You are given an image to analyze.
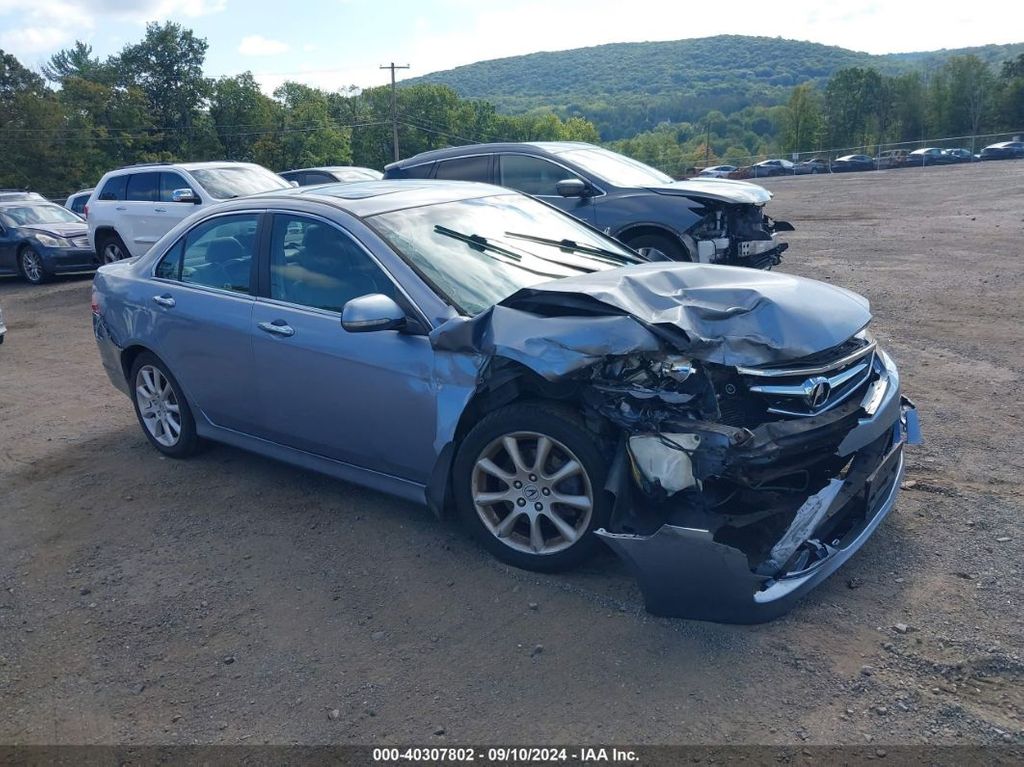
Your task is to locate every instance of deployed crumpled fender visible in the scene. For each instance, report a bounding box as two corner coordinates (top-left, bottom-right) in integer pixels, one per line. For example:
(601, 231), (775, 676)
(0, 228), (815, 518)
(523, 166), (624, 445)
(430, 262), (871, 372)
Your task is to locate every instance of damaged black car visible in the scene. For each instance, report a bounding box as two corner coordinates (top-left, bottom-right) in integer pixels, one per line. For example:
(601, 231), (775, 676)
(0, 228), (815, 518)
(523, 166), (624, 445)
(92, 180), (919, 623)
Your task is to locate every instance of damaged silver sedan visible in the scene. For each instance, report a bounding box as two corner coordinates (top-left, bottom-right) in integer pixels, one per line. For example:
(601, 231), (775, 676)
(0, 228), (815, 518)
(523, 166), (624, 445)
(91, 180), (920, 623)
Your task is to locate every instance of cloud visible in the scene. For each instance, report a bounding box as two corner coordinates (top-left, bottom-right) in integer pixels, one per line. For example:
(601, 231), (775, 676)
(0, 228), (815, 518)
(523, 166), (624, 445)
(0, 0), (227, 60)
(239, 34), (289, 56)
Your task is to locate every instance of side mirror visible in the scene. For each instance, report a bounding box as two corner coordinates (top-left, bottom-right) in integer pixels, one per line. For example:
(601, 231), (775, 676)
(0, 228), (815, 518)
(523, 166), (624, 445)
(288, 180), (300, 188)
(556, 178), (589, 198)
(341, 293), (406, 333)
(171, 188), (200, 204)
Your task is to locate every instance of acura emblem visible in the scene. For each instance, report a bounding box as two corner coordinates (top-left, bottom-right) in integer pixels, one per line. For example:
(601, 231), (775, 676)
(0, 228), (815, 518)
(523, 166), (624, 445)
(803, 376), (832, 409)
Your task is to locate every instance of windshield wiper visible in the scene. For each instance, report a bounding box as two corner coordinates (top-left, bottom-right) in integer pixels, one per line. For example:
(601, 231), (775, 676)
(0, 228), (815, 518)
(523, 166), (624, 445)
(433, 225), (563, 279)
(503, 232), (639, 265)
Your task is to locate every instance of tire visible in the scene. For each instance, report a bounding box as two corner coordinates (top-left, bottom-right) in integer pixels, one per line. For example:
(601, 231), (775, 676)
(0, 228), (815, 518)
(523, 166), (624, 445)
(624, 232), (688, 262)
(129, 352), (201, 458)
(98, 232), (129, 264)
(453, 403), (611, 572)
(18, 247), (51, 284)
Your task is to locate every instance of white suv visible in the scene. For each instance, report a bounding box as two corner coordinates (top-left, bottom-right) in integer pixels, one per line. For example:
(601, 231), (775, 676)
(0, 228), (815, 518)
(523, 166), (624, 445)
(87, 162), (291, 262)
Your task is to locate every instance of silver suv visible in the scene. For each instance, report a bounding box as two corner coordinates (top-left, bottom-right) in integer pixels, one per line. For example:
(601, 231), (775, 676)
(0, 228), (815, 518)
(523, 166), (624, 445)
(87, 162), (290, 262)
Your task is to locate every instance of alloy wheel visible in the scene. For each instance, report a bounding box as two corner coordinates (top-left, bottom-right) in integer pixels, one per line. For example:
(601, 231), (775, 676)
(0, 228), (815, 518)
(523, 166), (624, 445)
(20, 250), (44, 283)
(102, 240), (125, 263)
(135, 365), (182, 447)
(471, 431), (594, 555)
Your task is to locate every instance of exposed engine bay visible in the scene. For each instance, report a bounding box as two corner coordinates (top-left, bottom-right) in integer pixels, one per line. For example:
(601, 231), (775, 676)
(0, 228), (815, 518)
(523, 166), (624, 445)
(685, 201), (792, 270)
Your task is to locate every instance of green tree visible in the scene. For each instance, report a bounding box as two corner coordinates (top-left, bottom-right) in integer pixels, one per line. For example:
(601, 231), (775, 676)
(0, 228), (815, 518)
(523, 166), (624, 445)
(779, 83), (822, 153)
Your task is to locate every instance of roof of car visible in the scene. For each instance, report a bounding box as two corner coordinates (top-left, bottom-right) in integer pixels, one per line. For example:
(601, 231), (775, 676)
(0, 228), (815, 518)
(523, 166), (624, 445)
(106, 161), (268, 174)
(284, 166), (380, 174)
(250, 179), (510, 218)
(385, 141), (595, 169)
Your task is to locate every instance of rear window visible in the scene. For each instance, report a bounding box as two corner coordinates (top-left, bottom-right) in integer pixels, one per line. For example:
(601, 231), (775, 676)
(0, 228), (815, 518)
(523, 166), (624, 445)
(126, 172), (160, 202)
(435, 156), (491, 182)
(98, 175), (128, 201)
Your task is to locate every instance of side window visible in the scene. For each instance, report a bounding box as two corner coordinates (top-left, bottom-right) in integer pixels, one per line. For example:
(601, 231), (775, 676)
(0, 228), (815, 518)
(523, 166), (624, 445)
(70, 195), (87, 214)
(98, 175), (127, 201)
(160, 172), (193, 202)
(434, 155), (490, 182)
(498, 155), (576, 196)
(268, 214), (396, 313)
(178, 214), (259, 293)
(155, 239), (184, 280)
(126, 172), (160, 202)
(306, 172), (333, 184)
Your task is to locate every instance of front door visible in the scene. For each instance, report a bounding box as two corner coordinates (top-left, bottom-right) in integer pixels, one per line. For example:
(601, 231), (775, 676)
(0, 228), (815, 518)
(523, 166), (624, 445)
(497, 154), (596, 225)
(250, 212), (436, 483)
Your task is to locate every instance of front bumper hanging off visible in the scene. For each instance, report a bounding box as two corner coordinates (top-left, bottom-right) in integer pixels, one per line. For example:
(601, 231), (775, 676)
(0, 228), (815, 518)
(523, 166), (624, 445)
(596, 352), (921, 624)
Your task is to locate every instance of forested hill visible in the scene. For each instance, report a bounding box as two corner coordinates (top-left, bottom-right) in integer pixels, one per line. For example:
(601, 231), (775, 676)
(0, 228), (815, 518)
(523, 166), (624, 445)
(405, 35), (1024, 139)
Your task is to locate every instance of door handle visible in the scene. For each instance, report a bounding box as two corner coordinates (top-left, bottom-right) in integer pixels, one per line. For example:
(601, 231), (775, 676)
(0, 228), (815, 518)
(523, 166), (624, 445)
(154, 207), (167, 213)
(258, 320), (295, 337)
(152, 294), (175, 308)
(115, 206), (127, 211)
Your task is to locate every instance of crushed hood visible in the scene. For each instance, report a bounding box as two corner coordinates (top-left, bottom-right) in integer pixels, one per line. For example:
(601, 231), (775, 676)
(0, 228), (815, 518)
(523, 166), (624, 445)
(22, 222), (87, 239)
(646, 178), (773, 205)
(430, 263), (871, 378)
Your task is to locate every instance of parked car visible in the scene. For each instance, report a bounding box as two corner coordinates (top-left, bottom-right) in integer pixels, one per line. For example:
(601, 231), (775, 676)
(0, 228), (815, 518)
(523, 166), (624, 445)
(385, 142), (792, 270)
(0, 200), (97, 284)
(941, 148), (976, 163)
(905, 148), (956, 167)
(697, 165), (737, 178)
(874, 149), (908, 169)
(0, 190), (46, 202)
(750, 159), (795, 177)
(87, 161), (292, 263)
(91, 179), (918, 622)
(831, 155), (876, 173)
(279, 166), (383, 186)
(979, 141), (1024, 160)
(0, 301), (6, 344)
(65, 188), (94, 217)
(794, 157), (830, 175)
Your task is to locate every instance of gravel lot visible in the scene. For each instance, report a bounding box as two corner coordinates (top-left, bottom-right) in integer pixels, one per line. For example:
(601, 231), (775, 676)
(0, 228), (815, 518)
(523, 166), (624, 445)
(1, 162), (1022, 746)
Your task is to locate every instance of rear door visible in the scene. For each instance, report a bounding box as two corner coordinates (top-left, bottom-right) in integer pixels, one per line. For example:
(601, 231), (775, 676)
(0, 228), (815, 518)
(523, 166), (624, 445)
(148, 211), (262, 433)
(496, 153), (596, 225)
(250, 211), (436, 482)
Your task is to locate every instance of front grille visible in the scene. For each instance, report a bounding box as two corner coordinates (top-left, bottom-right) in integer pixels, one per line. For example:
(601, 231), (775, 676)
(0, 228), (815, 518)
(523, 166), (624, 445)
(735, 340), (877, 418)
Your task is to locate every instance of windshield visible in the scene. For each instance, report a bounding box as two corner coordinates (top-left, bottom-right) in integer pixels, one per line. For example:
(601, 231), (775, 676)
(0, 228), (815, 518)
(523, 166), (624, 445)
(0, 202), (83, 227)
(367, 193), (639, 316)
(556, 146), (673, 186)
(190, 165), (291, 199)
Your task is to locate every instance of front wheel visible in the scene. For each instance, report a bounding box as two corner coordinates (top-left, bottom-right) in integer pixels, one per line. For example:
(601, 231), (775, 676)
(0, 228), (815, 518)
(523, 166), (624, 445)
(453, 403), (611, 572)
(18, 247), (51, 284)
(130, 352), (200, 458)
(98, 233), (129, 264)
(624, 233), (687, 262)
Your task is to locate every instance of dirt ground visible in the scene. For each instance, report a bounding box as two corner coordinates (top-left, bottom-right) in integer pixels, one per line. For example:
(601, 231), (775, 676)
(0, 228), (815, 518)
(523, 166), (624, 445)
(1, 162), (1022, 747)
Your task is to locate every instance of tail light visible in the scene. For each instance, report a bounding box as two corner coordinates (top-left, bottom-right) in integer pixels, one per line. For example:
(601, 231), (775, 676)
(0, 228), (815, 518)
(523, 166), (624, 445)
(91, 289), (101, 316)
(83, 204), (89, 219)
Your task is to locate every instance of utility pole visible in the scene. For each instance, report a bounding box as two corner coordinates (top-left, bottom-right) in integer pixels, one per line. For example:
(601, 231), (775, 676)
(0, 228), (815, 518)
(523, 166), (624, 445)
(380, 62), (410, 162)
(705, 121), (711, 168)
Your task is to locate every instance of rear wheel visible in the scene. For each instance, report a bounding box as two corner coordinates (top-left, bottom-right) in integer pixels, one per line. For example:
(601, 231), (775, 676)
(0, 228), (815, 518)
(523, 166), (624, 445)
(624, 232), (687, 262)
(98, 232), (128, 264)
(129, 352), (200, 458)
(453, 403), (611, 572)
(18, 247), (50, 284)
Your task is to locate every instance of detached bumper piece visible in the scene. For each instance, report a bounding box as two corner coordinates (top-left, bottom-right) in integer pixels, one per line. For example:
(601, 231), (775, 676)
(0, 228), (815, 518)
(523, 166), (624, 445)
(597, 357), (920, 623)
